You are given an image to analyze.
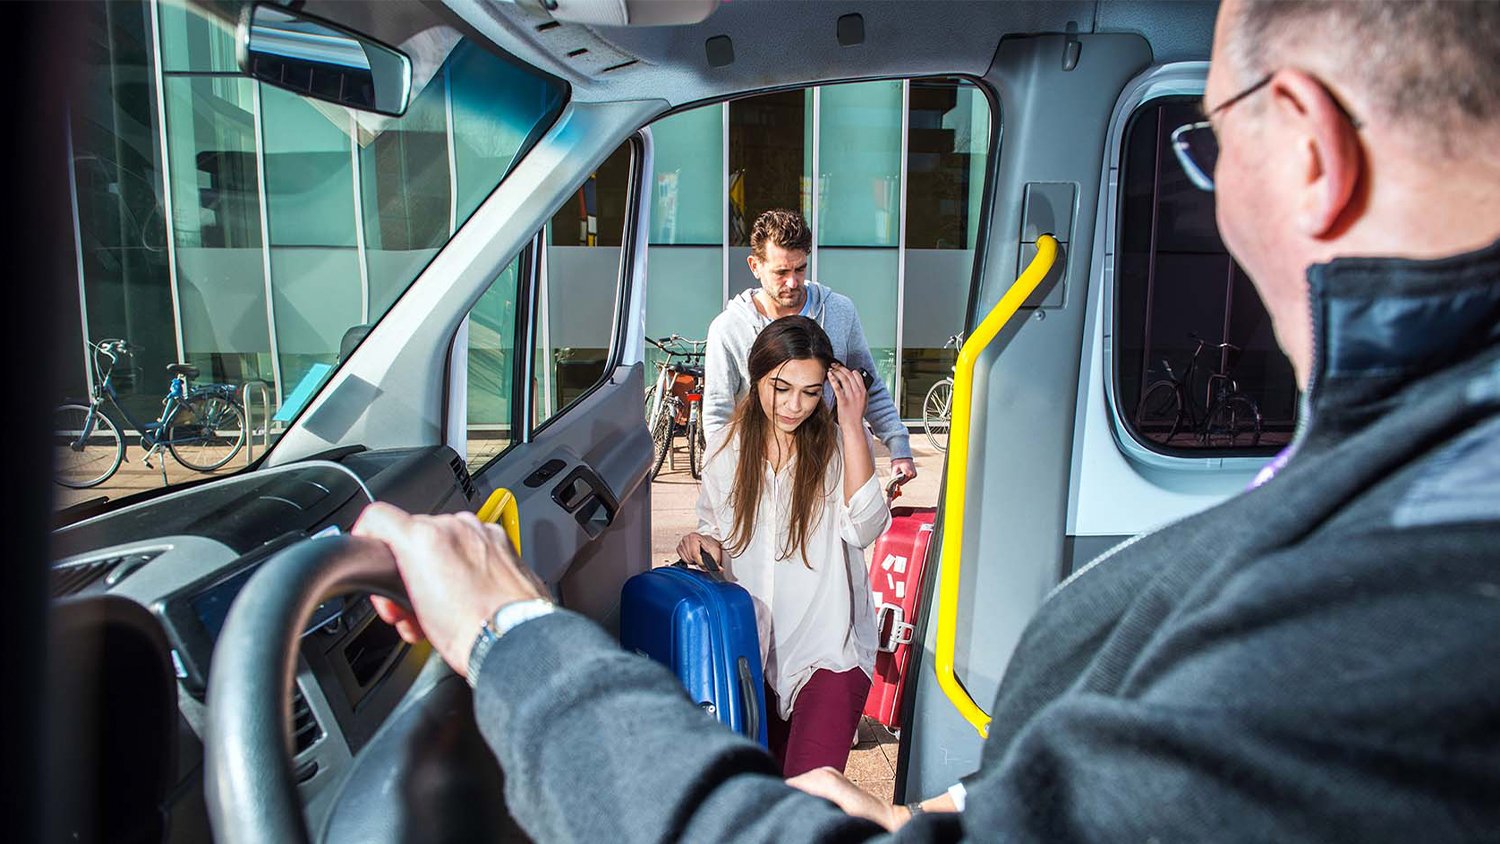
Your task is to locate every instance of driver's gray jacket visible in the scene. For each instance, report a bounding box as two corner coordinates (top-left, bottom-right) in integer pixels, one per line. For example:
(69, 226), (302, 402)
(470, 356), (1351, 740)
(473, 239), (1500, 841)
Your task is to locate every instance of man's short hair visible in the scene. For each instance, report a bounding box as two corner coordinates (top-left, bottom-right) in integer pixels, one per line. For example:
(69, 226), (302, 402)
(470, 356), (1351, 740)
(1229, 0), (1500, 151)
(750, 209), (812, 258)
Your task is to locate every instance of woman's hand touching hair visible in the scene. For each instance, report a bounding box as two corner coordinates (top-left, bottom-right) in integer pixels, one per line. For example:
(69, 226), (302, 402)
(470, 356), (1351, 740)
(827, 361), (869, 435)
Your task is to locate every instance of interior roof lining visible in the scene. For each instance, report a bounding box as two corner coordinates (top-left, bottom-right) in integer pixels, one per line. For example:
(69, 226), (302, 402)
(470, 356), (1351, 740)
(439, 0), (1217, 109)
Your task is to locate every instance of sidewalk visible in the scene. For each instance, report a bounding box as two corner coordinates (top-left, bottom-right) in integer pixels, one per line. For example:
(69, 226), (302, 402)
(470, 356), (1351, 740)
(647, 430), (948, 801)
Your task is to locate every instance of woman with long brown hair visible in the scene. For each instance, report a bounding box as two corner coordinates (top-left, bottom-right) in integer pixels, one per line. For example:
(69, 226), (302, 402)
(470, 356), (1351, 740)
(677, 315), (890, 777)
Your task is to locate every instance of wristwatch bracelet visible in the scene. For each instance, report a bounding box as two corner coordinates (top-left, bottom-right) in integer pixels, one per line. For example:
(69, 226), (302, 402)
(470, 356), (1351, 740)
(466, 598), (555, 687)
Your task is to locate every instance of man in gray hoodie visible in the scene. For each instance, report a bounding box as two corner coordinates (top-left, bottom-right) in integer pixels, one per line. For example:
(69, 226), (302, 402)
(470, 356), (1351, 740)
(704, 208), (917, 481)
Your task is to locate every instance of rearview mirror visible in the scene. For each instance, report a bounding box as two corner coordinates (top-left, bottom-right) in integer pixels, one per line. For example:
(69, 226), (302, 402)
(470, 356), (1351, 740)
(238, 4), (411, 116)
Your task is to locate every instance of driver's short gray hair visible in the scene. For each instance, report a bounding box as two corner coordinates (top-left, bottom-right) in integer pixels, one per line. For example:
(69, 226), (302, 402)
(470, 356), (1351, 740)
(1227, 0), (1500, 151)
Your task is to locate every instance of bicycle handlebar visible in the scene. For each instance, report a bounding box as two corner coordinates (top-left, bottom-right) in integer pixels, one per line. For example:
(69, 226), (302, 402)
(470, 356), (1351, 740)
(91, 338), (141, 359)
(1188, 333), (1241, 353)
(647, 334), (707, 357)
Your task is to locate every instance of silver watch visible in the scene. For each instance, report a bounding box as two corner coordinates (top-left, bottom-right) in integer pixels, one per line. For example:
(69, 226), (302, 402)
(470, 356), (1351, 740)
(466, 598), (555, 687)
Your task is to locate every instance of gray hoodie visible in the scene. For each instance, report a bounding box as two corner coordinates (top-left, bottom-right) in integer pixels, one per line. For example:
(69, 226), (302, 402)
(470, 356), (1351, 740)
(702, 281), (912, 460)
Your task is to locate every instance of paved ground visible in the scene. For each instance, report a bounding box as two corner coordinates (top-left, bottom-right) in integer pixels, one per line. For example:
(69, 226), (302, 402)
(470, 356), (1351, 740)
(52, 442), (258, 513)
(647, 431), (949, 802)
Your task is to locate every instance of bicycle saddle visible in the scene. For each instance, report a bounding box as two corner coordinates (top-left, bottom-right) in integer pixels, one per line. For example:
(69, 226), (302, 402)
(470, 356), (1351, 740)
(166, 363), (200, 379)
(682, 365), (704, 378)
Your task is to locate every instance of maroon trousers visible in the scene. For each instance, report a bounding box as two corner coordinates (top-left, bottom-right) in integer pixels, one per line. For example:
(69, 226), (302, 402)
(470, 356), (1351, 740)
(765, 667), (872, 778)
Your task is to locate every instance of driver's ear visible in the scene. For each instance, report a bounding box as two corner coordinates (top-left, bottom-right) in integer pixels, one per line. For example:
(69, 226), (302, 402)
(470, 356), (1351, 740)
(746, 253), (759, 274)
(1270, 69), (1363, 239)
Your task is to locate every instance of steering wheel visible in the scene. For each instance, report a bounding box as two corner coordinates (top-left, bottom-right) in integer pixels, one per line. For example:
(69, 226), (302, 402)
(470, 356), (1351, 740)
(204, 535), (407, 844)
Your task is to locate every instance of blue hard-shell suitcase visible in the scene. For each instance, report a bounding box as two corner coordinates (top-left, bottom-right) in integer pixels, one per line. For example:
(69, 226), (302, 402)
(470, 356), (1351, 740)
(620, 554), (768, 747)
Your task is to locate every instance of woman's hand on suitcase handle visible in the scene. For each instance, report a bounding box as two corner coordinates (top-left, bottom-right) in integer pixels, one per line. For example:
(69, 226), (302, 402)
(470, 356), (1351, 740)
(675, 532), (723, 569)
(355, 502), (550, 680)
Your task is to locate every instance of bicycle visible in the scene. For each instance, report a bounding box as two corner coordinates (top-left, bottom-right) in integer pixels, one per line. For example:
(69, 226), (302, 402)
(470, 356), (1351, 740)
(53, 339), (248, 488)
(1134, 334), (1262, 448)
(644, 334), (708, 480)
(922, 333), (964, 452)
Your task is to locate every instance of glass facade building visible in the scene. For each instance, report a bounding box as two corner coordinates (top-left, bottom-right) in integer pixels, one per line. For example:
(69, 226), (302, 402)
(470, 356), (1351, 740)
(632, 81), (992, 419)
(64, 0), (993, 431)
(66, 0), (564, 429)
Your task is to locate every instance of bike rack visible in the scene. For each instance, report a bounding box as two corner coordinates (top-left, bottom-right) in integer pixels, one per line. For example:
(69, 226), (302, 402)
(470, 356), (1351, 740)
(241, 381), (273, 464)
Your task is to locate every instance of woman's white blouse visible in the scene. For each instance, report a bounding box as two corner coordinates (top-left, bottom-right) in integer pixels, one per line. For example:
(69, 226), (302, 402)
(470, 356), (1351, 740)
(696, 429), (891, 719)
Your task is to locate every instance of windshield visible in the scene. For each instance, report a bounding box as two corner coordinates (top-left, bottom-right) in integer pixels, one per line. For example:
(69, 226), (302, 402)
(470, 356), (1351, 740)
(54, 0), (565, 513)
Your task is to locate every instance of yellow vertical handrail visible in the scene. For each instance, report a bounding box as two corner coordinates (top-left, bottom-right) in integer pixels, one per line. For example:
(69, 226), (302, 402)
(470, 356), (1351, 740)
(477, 487), (523, 556)
(933, 234), (1058, 738)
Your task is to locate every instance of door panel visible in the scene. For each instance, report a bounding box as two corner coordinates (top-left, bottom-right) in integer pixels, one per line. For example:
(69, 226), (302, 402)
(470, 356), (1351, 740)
(454, 131), (654, 630)
(472, 365), (653, 631)
(896, 33), (1153, 801)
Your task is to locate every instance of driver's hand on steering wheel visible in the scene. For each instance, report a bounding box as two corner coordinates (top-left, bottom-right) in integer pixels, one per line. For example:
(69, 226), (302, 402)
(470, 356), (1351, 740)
(355, 502), (549, 681)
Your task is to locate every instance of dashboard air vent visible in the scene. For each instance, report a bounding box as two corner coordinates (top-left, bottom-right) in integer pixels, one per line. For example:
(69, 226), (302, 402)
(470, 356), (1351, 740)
(448, 454), (477, 501)
(291, 686), (323, 755)
(51, 558), (119, 597)
(51, 550), (162, 597)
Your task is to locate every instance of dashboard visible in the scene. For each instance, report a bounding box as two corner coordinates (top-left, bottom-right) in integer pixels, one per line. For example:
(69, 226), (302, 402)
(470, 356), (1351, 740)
(49, 445), (479, 839)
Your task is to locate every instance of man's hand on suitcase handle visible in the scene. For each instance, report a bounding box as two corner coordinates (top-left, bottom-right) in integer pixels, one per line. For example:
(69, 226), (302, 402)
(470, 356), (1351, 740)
(885, 466), (915, 503)
(890, 458), (917, 486)
(355, 502), (550, 681)
(675, 532), (724, 569)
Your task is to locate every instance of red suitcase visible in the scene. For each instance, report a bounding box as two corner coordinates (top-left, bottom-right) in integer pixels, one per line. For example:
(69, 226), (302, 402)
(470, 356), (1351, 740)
(863, 479), (936, 732)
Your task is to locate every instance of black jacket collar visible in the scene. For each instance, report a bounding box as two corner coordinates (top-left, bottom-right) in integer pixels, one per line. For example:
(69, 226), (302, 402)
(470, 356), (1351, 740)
(1305, 237), (1500, 422)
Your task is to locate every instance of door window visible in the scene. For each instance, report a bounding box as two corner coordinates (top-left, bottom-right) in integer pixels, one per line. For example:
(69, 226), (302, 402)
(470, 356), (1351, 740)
(462, 140), (637, 468)
(1114, 98), (1298, 456)
(540, 143), (635, 420)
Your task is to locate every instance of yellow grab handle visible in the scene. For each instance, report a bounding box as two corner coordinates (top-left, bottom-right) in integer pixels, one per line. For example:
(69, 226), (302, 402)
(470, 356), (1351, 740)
(476, 488), (522, 557)
(934, 234), (1059, 738)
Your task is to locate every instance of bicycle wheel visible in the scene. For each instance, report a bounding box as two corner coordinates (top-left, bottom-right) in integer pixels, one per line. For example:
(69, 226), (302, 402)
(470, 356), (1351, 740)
(1203, 394), (1262, 448)
(53, 404), (124, 488)
(1135, 381), (1185, 446)
(648, 402), (674, 480)
(168, 395), (246, 472)
(688, 411), (708, 479)
(922, 379), (953, 452)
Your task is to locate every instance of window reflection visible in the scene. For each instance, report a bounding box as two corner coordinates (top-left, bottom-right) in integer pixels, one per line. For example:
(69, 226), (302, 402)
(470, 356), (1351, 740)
(901, 79), (987, 417)
(1116, 99), (1297, 455)
(163, 74), (273, 392)
(466, 258), (521, 468)
(644, 108), (724, 381)
(540, 143), (633, 418)
(68, 0), (174, 422)
(820, 81), (903, 392)
(58, 0), (567, 507)
(728, 90), (808, 247)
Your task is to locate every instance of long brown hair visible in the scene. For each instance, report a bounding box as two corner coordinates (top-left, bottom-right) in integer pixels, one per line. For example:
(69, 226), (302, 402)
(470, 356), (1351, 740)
(721, 316), (838, 568)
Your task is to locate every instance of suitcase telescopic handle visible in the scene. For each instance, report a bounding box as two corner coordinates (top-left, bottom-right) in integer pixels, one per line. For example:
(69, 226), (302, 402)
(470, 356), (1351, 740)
(670, 548), (724, 580)
(699, 548), (722, 573)
(736, 656), (760, 744)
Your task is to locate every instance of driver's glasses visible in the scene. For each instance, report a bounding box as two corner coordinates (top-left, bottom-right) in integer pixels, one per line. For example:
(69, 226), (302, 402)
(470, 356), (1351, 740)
(1171, 72), (1273, 192)
(1171, 121), (1219, 192)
